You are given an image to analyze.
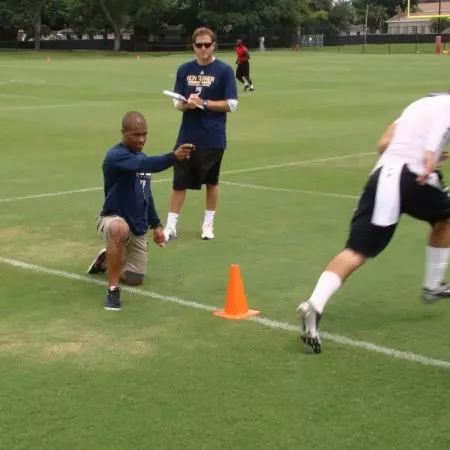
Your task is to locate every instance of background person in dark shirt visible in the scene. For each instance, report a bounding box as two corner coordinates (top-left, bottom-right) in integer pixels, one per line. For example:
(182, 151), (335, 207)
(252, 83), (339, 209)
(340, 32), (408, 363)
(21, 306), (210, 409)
(87, 111), (194, 311)
(163, 27), (238, 242)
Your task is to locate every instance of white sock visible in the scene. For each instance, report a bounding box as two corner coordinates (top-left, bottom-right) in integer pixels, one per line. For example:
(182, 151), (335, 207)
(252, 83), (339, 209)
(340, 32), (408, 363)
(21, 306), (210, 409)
(167, 212), (179, 228)
(424, 247), (449, 290)
(308, 271), (342, 314)
(203, 210), (215, 227)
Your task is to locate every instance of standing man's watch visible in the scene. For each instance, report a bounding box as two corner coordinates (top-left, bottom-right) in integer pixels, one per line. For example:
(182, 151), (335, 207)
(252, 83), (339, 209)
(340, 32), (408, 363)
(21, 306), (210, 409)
(202, 99), (208, 109)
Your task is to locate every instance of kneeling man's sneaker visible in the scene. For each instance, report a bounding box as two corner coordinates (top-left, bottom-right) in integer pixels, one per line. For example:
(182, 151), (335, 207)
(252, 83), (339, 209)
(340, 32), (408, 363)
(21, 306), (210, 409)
(104, 287), (121, 311)
(87, 248), (107, 274)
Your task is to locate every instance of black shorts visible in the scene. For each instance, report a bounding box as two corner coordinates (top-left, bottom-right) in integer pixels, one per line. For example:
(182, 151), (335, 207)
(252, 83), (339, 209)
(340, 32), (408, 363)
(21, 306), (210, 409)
(346, 165), (450, 258)
(173, 148), (225, 191)
(236, 61), (250, 79)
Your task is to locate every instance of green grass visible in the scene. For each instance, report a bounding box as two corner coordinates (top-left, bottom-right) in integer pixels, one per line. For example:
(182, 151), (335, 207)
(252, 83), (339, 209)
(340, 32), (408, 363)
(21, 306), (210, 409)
(1, 50), (450, 449)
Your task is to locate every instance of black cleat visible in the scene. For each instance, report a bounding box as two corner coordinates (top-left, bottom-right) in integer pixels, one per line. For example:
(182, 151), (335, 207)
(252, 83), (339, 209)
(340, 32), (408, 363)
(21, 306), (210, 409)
(301, 335), (322, 354)
(297, 301), (322, 354)
(421, 282), (450, 304)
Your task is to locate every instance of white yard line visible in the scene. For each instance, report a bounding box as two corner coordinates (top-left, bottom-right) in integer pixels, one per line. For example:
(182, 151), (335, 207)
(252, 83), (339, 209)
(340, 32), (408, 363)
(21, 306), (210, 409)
(0, 98), (153, 112)
(220, 152), (374, 175)
(1, 255), (449, 371)
(0, 93), (42, 100)
(0, 179), (169, 204)
(221, 181), (359, 200)
(0, 152), (372, 204)
(0, 187), (102, 204)
(0, 101), (110, 112)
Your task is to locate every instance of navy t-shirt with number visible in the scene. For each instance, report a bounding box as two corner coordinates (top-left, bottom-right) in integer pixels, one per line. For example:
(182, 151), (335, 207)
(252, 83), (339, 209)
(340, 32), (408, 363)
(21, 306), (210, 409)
(173, 58), (237, 150)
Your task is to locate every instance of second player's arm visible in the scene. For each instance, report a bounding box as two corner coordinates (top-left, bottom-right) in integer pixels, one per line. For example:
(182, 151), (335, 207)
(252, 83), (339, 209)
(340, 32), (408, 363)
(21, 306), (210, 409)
(418, 114), (450, 184)
(377, 122), (396, 154)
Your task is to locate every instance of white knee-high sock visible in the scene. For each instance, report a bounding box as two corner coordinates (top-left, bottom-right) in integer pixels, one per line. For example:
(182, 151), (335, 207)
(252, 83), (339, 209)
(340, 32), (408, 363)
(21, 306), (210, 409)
(308, 271), (342, 314)
(424, 247), (450, 290)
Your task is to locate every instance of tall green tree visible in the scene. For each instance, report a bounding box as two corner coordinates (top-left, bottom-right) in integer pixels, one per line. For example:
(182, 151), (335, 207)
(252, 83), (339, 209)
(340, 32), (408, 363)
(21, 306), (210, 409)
(0, 0), (17, 40)
(99, 0), (128, 50)
(352, 0), (419, 24)
(7, 0), (46, 49)
(67, 0), (109, 39)
(163, 0), (304, 33)
(329, 1), (356, 33)
(131, 0), (169, 38)
(430, 17), (450, 33)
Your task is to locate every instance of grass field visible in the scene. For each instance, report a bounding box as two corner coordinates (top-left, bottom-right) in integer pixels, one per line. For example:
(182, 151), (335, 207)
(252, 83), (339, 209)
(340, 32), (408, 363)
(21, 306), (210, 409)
(1, 50), (450, 449)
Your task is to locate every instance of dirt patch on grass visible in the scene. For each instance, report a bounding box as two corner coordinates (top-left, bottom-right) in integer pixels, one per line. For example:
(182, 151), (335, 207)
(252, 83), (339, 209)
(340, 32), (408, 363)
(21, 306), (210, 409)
(0, 319), (167, 364)
(48, 342), (83, 356)
(0, 226), (27, 241)
(0, 224), (96, 266)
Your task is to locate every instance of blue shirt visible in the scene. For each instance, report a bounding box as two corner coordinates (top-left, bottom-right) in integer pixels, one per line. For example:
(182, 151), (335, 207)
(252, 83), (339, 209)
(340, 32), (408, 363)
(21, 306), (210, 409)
(100, 143), (175, 236)
(174, 58), (237, 150)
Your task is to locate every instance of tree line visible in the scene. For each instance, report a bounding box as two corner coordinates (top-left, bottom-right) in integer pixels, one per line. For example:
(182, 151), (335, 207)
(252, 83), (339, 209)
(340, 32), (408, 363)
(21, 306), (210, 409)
(0, 0), (421, 50)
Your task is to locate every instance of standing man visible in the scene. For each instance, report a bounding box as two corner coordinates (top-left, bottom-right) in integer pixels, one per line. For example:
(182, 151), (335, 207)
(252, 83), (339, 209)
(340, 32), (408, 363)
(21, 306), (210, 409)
(297, 94), (450, 354)
(259, 36), (265, 52)
(235, 38), (255, 92)
(163, 27), (238, 242)
(87, 111), (194, 310)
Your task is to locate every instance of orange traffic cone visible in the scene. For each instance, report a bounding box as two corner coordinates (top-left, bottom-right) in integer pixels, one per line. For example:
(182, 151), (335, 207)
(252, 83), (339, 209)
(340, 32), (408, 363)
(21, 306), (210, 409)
(214, 264), (260, 320)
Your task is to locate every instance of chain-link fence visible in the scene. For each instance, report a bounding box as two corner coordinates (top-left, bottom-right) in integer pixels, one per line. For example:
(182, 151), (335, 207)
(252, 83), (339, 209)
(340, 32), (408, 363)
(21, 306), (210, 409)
(0, 29), (449, 54)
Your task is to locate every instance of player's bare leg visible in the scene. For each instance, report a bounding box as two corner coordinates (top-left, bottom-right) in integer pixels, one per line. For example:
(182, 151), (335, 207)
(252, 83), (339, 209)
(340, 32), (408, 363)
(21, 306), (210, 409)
(104, 220), (129, 311)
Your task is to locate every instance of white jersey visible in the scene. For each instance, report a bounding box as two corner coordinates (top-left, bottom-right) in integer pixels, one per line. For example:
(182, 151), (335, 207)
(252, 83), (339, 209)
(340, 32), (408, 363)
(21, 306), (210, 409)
(377, 95), (450, 175)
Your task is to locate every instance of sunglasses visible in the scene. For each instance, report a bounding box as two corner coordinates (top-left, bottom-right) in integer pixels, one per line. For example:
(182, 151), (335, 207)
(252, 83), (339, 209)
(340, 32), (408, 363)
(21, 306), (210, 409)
(194, 42), (213, 49)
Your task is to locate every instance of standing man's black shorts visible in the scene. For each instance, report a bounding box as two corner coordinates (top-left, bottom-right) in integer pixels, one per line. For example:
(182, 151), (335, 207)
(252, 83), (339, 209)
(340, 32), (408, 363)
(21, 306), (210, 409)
(236, 61), (250, 80)
(173, 148), (225, 191)
(346, 165), (450, 258)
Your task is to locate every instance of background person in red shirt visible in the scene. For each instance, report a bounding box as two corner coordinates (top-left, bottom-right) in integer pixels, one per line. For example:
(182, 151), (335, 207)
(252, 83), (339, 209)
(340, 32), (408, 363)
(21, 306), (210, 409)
(235, 39), (254, 92)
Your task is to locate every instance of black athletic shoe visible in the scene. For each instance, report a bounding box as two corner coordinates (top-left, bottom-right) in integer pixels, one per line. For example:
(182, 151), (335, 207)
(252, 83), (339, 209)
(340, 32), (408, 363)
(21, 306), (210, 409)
(104, 287), (121, 311)
(87, 248), (107, 274)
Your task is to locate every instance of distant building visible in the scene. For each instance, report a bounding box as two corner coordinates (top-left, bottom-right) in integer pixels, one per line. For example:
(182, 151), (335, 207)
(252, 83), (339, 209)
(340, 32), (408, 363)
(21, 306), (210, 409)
(386, 1), (450, 34)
